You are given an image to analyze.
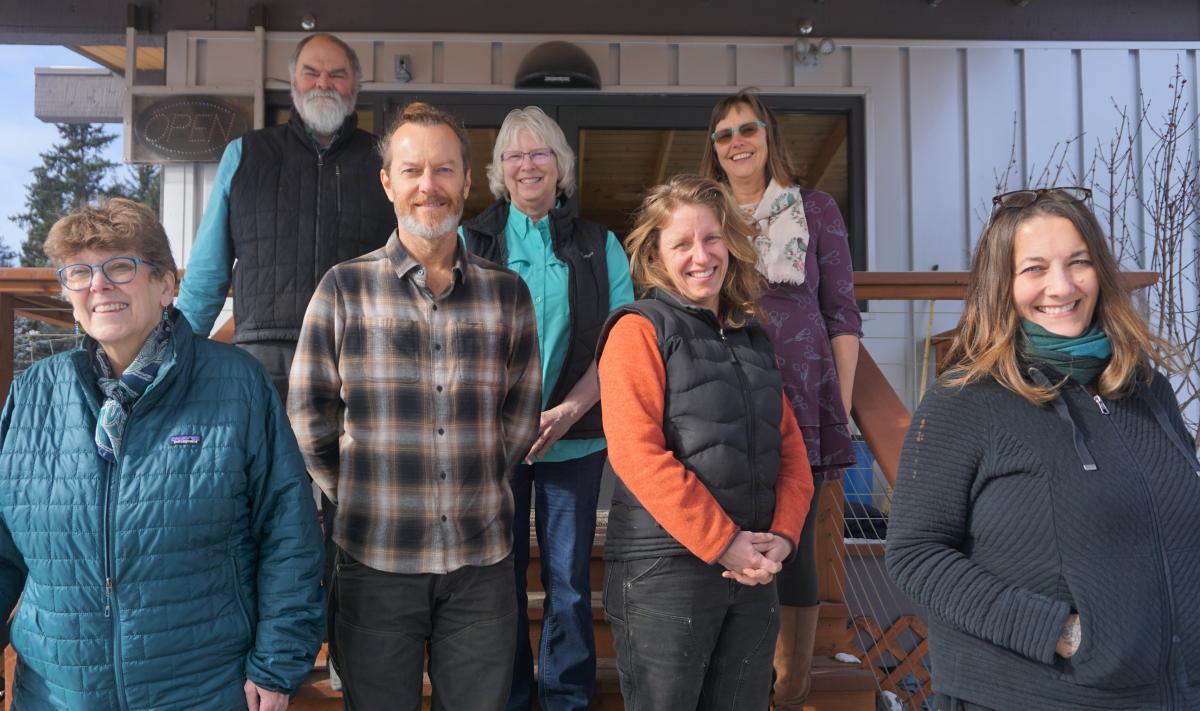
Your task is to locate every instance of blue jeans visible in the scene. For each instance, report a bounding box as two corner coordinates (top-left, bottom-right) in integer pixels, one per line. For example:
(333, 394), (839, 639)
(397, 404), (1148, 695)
(507, 449), (606, 711)
(603, 555), (779, 710)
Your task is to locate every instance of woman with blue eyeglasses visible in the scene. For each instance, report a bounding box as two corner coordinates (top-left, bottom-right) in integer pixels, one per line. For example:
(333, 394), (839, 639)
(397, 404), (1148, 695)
(700, 90), (862, 710)
(460, 106), (634, 711)
(0, 198), (323, 710)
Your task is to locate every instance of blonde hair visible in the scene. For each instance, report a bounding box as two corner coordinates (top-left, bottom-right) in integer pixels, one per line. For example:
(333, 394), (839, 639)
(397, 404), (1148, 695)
(45, 197), (177, 280)
(943, 190), (1173, 404)
(486, 106), (577, 200)
(624, 174), (763, 326)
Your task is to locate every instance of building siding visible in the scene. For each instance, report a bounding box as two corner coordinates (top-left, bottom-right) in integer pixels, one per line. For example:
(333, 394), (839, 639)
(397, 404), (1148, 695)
(159, 32), (1199, 415)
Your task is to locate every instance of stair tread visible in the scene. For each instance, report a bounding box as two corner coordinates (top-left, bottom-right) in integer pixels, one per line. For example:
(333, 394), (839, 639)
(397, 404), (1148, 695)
(811, 657), (878, 690)
(526, 590), (605, 620)
(305, 655), (875, 697)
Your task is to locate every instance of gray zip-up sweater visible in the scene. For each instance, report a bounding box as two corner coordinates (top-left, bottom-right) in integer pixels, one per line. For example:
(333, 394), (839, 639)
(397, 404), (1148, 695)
(886, 366), (1200, 710)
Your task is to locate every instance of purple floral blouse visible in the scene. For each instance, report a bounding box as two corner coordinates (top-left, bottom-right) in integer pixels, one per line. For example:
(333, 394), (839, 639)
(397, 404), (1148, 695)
(758, 188), (862, 479)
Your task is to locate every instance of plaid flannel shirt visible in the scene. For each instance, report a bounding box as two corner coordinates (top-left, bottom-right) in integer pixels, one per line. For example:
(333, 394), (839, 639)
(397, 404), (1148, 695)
(288, 232), (541, 574)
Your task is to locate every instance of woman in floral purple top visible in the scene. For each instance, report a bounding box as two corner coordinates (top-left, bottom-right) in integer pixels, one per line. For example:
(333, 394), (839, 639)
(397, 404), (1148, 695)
(701, 90), (862, 710)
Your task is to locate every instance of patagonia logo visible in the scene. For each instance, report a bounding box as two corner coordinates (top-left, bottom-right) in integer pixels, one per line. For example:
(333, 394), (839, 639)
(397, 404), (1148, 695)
(170, 434), (202, 446)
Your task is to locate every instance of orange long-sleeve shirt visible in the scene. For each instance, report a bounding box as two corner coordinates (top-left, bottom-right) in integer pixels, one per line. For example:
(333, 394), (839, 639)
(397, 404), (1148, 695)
(598, 313), (815, 564)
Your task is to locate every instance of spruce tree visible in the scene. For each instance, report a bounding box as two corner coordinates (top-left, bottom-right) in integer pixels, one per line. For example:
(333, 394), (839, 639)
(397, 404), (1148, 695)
(118, 163), (162, 217)
(11, 124), (119, 267)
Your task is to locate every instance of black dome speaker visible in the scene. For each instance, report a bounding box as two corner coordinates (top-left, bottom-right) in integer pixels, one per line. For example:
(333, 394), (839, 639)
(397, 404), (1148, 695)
(514, 41), (601, 89)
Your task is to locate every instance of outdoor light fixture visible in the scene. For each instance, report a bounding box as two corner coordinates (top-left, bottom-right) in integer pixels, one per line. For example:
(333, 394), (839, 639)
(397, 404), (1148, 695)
(394, 56), (413, 83)
(796, 37), (836, 67)
(300, 14), (317, 31)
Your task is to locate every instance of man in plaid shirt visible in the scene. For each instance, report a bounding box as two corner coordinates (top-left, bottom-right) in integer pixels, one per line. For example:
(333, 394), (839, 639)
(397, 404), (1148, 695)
(288, 102), (541, 710)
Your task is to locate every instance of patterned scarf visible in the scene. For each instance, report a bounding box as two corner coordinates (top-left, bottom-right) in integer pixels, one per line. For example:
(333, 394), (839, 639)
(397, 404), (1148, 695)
(91, 316), (173, 462)
(745, 179), (810, 286)
(1019, 319), (1113, 386)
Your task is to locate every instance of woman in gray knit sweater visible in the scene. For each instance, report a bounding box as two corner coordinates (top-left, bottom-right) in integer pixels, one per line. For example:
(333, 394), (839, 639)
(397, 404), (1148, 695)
(886, 188), (1200, 710)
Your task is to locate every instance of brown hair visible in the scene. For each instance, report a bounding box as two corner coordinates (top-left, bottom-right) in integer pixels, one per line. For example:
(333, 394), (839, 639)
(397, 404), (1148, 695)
(624, 174), (763, 326)
(942, 190), (1173, 403)
(699, 89), (800, 188)
(45, 197), (177, 280)
(377, 101), (471, 172)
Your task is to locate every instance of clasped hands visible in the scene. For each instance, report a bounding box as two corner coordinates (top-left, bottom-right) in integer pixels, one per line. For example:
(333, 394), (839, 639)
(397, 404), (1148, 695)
(718, 530), (793, 586)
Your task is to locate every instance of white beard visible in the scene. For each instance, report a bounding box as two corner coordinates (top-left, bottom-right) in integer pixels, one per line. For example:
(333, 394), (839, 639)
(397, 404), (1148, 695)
(292, 87), (353, 136)
(398, 210), (462, 242)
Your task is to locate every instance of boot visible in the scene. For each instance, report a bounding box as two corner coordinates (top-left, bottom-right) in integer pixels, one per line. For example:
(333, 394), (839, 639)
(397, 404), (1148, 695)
(772, 604), (820, 710)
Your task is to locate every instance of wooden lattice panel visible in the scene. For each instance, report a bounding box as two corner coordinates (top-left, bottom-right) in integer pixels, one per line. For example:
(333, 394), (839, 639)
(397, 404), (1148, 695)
(853, 614), (932, 710)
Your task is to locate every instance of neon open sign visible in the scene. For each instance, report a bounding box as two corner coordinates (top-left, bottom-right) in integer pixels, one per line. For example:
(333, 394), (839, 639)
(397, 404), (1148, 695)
(132, 95), (253, 163)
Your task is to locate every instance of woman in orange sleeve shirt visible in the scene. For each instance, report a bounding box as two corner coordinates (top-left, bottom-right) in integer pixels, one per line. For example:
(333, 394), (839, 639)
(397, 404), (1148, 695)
(596, 174), (814, 711)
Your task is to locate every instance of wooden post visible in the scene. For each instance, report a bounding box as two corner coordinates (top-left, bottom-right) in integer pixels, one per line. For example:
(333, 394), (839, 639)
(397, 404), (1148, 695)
(0, 294), (14, 397)
(815, 483), (847, 603)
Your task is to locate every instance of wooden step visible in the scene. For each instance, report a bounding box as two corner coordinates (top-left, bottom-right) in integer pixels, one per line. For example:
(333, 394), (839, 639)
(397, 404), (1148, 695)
(526, 590), (614, 659)
(293, 651), (877, 711)
(525, 543), (605, 594)
(805, 656), (879, 711)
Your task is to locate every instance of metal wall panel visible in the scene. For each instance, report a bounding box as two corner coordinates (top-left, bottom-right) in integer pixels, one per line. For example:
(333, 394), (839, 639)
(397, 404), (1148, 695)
(159, 31), (1199, 407)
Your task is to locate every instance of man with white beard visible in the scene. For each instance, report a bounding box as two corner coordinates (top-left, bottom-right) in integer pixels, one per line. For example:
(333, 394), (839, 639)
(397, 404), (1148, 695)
(288, 102), (542, 710)
(178, 32), (394, 398)
(177, 33), (394, 693)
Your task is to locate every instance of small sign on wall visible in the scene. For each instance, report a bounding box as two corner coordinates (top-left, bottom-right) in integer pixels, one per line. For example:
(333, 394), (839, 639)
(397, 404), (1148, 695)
(131, 95), (253, 163)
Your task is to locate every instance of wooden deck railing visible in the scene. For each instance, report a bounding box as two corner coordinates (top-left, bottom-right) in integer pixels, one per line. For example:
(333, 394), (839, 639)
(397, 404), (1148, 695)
(0, 267), (1158, 485)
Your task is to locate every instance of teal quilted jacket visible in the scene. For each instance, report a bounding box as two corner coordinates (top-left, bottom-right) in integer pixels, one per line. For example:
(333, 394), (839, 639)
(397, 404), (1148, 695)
(0, 316), (324, 710)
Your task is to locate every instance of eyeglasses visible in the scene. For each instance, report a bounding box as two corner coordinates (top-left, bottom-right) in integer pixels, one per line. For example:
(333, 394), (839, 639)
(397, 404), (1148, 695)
(710, 120), (767, 145)
(992, 186), (1092, 210)
(56, 256), (155, 291)
(500, 149), (555, 166)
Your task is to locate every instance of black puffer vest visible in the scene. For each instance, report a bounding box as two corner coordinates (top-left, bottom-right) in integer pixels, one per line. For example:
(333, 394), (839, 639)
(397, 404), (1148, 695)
(461, 198), (610, 439)
(598, 290), (784, 561)
(228, 110), (395, 343)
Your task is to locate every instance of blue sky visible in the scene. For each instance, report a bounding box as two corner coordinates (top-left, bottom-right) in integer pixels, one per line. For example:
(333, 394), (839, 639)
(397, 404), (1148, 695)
(0, 45), (124, 260)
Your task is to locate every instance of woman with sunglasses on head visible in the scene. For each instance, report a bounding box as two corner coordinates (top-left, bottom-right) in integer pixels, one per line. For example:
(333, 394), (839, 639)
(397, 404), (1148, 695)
(597, 174), (814, 710)
(0, 199), (324, 710)
(699, 89), (862, 709)
(887, 188), (1200, 710)
(460, 106), (634, 711)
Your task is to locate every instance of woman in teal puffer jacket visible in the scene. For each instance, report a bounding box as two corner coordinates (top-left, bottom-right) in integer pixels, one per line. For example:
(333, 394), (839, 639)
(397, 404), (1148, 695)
(0, 198), (324, 710)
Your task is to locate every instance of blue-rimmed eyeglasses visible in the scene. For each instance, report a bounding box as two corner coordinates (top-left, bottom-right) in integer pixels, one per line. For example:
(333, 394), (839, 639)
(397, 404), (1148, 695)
(992, 186), (1092, 210)
(710, 120), (767, 145)
(500, 149), (555, 166)
(56, 256), (156, 291)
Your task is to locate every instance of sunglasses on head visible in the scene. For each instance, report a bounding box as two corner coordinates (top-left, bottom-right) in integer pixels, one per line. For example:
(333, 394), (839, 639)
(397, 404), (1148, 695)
(710, 120), (767, 145)
(992, 186), (1092, 210)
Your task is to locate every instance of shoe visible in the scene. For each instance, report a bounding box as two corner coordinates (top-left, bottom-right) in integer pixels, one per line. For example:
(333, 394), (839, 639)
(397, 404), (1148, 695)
(329, 656), (343, 692)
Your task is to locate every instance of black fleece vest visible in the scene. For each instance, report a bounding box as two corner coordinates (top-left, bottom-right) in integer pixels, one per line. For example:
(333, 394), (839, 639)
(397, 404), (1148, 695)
(461, 199), (610, 439)
(228, 111), (395, 343)
(598, 290), (784, 561)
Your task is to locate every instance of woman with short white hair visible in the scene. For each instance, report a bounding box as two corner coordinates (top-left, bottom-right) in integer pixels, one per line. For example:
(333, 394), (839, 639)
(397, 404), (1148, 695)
(460, 106), (634, 711)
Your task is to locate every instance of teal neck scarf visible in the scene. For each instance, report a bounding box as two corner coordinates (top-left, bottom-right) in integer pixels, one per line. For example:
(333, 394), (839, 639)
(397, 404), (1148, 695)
(90, 315), (174, 462)
(1019, 319), (1112, 386)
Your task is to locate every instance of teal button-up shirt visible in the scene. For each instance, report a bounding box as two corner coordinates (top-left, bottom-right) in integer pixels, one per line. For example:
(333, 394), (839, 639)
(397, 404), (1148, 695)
(478, 204), (634, 462)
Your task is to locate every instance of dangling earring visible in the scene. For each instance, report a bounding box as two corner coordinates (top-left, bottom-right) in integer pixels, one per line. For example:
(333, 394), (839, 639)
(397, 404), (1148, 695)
(162, 307), (170, 321)
(74, 321), (81, 336)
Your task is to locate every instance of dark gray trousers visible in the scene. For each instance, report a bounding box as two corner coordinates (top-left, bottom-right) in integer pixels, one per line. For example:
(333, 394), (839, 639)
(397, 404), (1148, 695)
(330, 549), (517, 711)
(603, 555), (779, 710)
(776, 478), (824, 606)
(237, 339), (295, 402)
